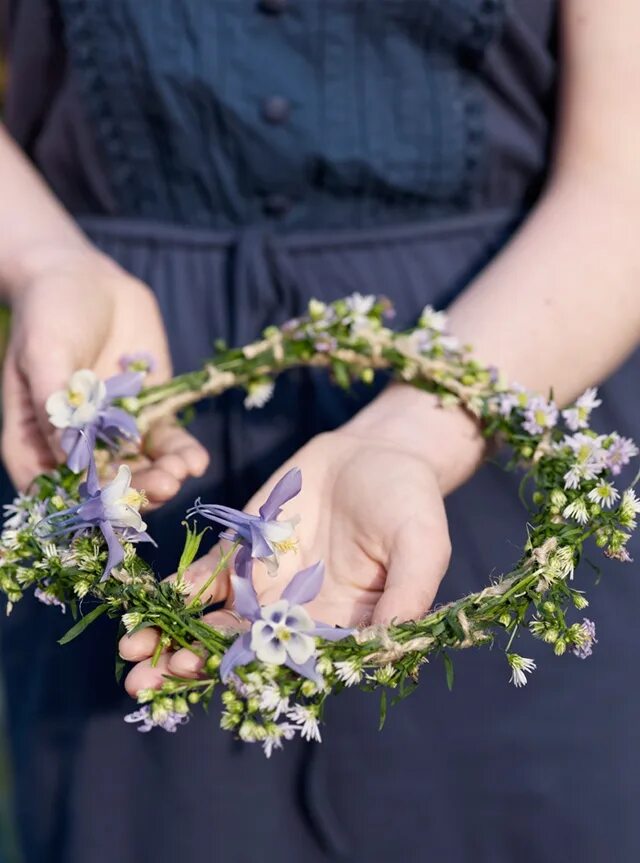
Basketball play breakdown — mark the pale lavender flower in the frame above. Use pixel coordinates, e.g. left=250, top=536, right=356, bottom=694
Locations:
left=219, top=561, right=353, bottom=684
left=605, top=434, right=639, bottom=475
left=3, top=494, right=34, bottom=530
left=188, top=468, right=302, bottom=576
left=124, top=705, right=189, bottom=733
left=562, top=433, right=608, bottom=489
left=522, top=396, right=558, bottom=436
left=562, top=387, right=601, bottom=431
left=573, top=618, right=597, bottom=659
left=46, top=368, right=143, bottom=472
left=119, top=352, right=156, bottom=374
left=34, top=587, right=66, bottom=613
left=495, top=384, right=528, bottom=418
left=38, top=453, right=153, bottom=580
left=314, top=336, right=338, bottom=353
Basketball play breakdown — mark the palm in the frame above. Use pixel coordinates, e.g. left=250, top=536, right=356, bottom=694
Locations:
left=232, top=431, right=450, bottom=627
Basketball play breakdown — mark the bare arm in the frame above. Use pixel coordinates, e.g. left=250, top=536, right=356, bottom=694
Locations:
left=0, top=124, right=209, bottom=495
left=448, top=0, right=640, bottom=400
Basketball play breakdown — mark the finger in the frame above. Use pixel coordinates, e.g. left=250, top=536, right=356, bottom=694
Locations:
left=130, top=464, right=181, bottom=505
left=168, top=611, right=248, bottom=678
left=119, top=626, right=161, bottom=661
left=143, top=420, right=209, bottom=478
left=125, top=652, right=172, bottom=697
left=166, top=549, right=232, bottom=605
left=20, top=343, right=75, bottom=452
left=1, top=349, right=56, bottom=489
left=372, top=516, right=452, bottom=625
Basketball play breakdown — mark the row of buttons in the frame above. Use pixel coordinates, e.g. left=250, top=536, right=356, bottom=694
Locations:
left=258, top=0, right=292, bottom=216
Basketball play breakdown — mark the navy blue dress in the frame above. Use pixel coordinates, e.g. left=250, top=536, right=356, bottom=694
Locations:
left=3, top=3, right=640, bottom=862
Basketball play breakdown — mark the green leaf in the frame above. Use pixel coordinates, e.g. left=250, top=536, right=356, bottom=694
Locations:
left=443, top=652, right=455, bottom=691
left=58, top=604, right=108, bottom=645
left=177, top=521, right=210, bottom=580
left=378, top=689, right=388, bottom=731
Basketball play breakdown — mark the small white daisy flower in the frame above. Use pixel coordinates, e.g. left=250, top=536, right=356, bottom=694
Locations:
left=244, top=380, right=275, bottom=410
left=587, top=482, right=620, bottom=509
left=507, top=654, right=536, bottom=688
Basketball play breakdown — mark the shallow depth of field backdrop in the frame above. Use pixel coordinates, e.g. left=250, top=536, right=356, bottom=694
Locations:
left=0, top=24, right=25, bottom=863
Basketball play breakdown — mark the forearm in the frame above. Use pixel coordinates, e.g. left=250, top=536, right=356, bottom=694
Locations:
left=0, top=125, right=93, bottom=300
left=447, top=175, right=640, bottom=404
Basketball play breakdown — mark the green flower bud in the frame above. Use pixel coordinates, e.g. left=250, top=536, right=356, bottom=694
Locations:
left=205, top=654, right=221, bottom=674
left=554, top=638, right=567, bottom=656
left=188, top=692, right=201, bottom=704
left=301, top=680, right=318, bottom=697
left=360, top=368, right=375, bottom=385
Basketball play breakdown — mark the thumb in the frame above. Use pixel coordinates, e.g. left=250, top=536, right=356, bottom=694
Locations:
left=372, top=516, right=452, bottom=625
left=22, top=347, right=75, bottom=448
left=1, top=348, right=58, bottom=489
left=168, top=542, right=234, bottom=606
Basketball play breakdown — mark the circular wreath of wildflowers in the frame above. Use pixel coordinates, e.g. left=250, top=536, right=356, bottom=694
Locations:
left=0, top=296, right=637, bottom=756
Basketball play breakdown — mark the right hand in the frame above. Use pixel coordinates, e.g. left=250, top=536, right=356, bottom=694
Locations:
left=1, top=247, right=209, bottom=500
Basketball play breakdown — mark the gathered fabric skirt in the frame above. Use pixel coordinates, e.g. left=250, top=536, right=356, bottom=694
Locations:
left=2, top=209, right=640, bottom=863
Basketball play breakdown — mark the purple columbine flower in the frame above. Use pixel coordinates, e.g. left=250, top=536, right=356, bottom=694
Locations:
left=46, top=368, right=144, bottom=472
left=220, top=561, right=352, bottom=684
left=38, top=453, right=153, bottom=581
left=188, top=467, right=302, bottom=577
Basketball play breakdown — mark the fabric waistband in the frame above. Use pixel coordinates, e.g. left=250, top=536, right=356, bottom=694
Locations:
left=77, top=207, right=524, bottom=254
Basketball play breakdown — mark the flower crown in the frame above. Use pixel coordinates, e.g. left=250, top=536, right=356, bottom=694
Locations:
left=0, top=297, right=636, bottom=757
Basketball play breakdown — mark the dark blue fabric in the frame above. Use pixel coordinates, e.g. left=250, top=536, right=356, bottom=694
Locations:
left=6, top=3, right=640, bottom=863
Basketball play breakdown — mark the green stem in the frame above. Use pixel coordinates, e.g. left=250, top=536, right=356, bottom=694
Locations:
left=187, top=542, right=239, bottom=610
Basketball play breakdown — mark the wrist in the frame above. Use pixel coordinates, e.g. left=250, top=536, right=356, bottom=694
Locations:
left=0, top=241, right=123, bottom=303
left=343, top=384, right=488, bottom=494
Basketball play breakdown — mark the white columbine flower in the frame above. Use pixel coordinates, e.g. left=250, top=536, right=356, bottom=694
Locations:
left=244, top=380, right=275, bottom=410
left=334, top=659, right=363, bottom=687
left=286, top=704, right=322, bottom=742
left=587, top=482, right=620, bottom=509
left=100, top=465, right=148, bottom=532
left=508, top=654, right=536, bottom=688
left=251, top=600, right=316, bottom=667
left=46, top=369, right=107, bottom=429
left=562, top=387, right=601, bottom=432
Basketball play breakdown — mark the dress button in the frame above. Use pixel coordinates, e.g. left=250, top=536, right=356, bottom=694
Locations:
left=263, top=193, right=292, bottom=217
left=262, top=95, right=290, bottom=125
left=258, top=0, right=288, bottom=13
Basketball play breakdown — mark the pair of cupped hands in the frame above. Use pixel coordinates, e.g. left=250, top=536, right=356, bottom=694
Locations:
left=2, top=249, right=485, bottom=698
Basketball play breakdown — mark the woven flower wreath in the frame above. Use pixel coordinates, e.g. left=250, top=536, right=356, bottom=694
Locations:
left=1, top=297, right=637, bottom=757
